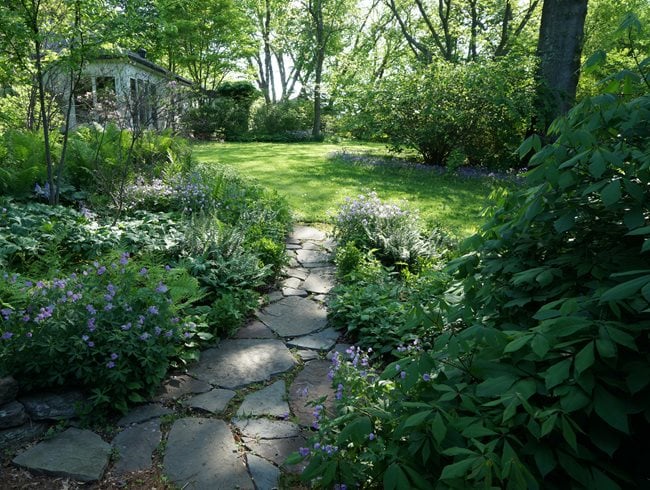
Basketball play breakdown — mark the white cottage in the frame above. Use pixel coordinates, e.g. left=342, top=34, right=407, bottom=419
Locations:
left=55, top=49, right=192, bottom=130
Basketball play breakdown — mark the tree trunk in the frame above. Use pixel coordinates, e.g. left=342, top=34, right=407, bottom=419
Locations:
left=534, top=0, right=589, bottom=131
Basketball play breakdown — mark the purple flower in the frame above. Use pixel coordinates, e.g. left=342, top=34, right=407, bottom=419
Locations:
left=87, top=341, right=95, bottom=347
left=148, top=305, right=159, bottom=315
left=97, top=266, right=107, bottom=275
left=154, top=326, right=162, bottom=336
left=104, top=303, right=113, bottom=311
left=423, top=373, right=431, bottom=382
left=1, top=308, right=12, bottom=320
left=82, top=335, right=89, bottom=341
left=155, top=282, right=168, bottom=293
left=139, top=267, right=148, bottom=276
left=86, top=304, right=97, bottom=315
left=395, top=364, right=401, bottom=371
left=106, top=361, right=115, bottom=369
left=369, top=432, right=375, bottom=441
left=2, top=332, right=13, bottom=340
left=298, top=447, right=310, bottom=457
left=140, top=333, right=151, bottom=341
left=165, top=265, right=171, bottom=271
left=119, top=253, right=129, bottom=265
left=26, top=332, right=32, bottom=338
left=400, top=371, right=406, bottom=379
left=121, top=323, right=132, bottom=331
left=110, top=353, right=119, bottom=360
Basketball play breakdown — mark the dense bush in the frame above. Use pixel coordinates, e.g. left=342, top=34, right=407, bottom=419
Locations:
left=336, top=57, right=535, bottom=169
left=0, top=257, right=208, bottom=414
left=250, top=98, right=314, bottom=142
left=294, top=86, right=650, bottom=488
left=0, top=130, right=50, bottom=198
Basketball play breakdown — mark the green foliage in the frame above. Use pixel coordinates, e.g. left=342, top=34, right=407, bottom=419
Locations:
left=208, top=288, right=259, bottom=337
left=0, top=129, right=50, bottom=197
left=298, top=85, right=650, bottom=488
left=0, top=259, right=208, bottom=415
left=337, top=57, right=535, bottom=169
left=250, top=98, right=314, bottom=142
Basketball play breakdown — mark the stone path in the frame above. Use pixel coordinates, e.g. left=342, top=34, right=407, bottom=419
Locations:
left=4, top=225, right=343, bottom=489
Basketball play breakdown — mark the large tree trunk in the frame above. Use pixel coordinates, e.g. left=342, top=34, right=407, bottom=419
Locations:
left=534, top=0, right=588, bottom=131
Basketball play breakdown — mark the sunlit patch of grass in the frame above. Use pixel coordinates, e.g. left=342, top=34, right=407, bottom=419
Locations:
left=193, top=141, right=507, bottom=237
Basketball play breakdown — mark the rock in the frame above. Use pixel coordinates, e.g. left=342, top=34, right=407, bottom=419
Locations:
left=288, top=360, right=336, bottom=428
left=234, top=320, right=275, bottom=339
left=285, top=243, right=301, bottom=250
left=258, top=296, right=328, bottom=338
left=301, top=241, right=322, bottom=251
left=283, top=267, right=309, bottom=280
left=12, top=427, right=111, bottom=482
left=295, top=350, right=320, bottom=361
left=233, top=418, right=300, bottom=440
left=282, top=277, right=302, bottom=289
left=267, top=291, right=284, bottom=303
left=183, top=389, right=236, bottom=414
left=158, top=375, right=212, bottom=401
left=287, top=257, right=299, bottom=268
left=289, top=226, right=327, bottom=242
left=163, top=418, right=253, bottom=490
left=0, top=401, right=27, bottom=429
left=243, top=436, right=307, bottom=473
left=0, top=421, right=47, bottom=451
left=247, top=453, right=280, bottom=490
left=0, top=376, right=19, bottom=405
left=312, top=294, right=328, bottom=303
left=286, top=328, right=340, bottom=352
left=295, top=249, right=332, bottom=267
left=282, top=287, right=309, bottom=297
left=111, top=419, right=161, bottom=476
left=118, top=403, right=172, bottom=427
left=303, top=268, right=336, bottom=294
left=236, top=381, right=289, bottom=418
left=189, top=339, right=296, bottom=389
left=19, top=391, right=84, bottom=421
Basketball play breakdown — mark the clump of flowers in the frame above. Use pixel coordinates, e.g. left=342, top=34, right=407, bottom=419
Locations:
left=334, top=192, right=444, bottom=267
left=0, top=254, right=207, bottom=414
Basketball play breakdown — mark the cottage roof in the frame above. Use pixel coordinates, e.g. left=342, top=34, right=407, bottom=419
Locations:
left=97, top=50, right=193, bottom=87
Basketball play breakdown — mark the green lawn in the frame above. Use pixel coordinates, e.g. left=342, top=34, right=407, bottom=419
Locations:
left=193, top=141, right=506, bottom=237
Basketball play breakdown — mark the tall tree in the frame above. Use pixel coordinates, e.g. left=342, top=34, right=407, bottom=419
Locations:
left=534, top=0, right=589, bottom=130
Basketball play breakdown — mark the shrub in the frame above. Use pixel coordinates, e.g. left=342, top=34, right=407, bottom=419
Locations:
left=295, top=84, right=650, bottom=487
left=0, top=256, right=208, bottom=415
left=250, top=98, right=314, bottom=141
left=0, top=130, right=50, bottom=198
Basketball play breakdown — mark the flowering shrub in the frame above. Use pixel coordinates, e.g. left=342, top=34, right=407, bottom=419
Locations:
left=122, top=172, right=214, bottom=214
left=334, top=192, right=447, bottom=267
left=0, top=255, right=209, bottom=414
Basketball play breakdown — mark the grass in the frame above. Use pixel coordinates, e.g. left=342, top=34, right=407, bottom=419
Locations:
left=193, top=141, right=508, bottom=237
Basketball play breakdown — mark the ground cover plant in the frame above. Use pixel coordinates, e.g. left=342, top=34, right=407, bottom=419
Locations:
left=192, top=141, right=506, bottom=237
left=291, top=82, right=650, bottom=488
left=0, top=130, right=291, bottom=417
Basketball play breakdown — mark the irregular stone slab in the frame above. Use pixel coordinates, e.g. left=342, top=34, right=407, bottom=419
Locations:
left=301, top=241, right=322, bottom=251
left=284, top=267, right=309, bottom=280
left=0, top=421, right=47, bottom=451
left=288, top=257, right=299, bottom=267
left=289, top=360, right=336, bottom=427
left=282, top=287, right=308, bottom=297
left=118, top=403, right=172, bottom=427
left=244, top=436, right=307, bottom=473
left=285, top=243, right=301, bottom=250
left=287, top=328, right=340, bottom=352
left=258, top=296, right=327, bottom=338
left=303, top=268, right=336, bottom=294
left=189, top=339, right=296, bottom=389
left=183, top=389, right=236, bottom=414
left=0, top=376, right=19, bottom=405
left=296, top=350, right=320, bottom=361
left=112, top=419, right=161, bottom=476
left=19, top=391, right=84, bottom=421
left=313, top=294, right=328, bottom=303
left=290, top=226, right=327, bottom=242
left=323, top=238, right=337, bottom=252
left=13, top=427, right=111, bottom=482
left=247, top=453, right=280, bottom=490
left=267, top=291, right=284, bottom=303
left=0, top=401, right=27, bottom=429
left=296, top=249, right=332, bottom=267
left=158, top=375, right=212, bottom=401
left=237, top=381, right=289, bottom=418
left=282, top=277, right=302, bottom=289
left=233, top=418, right=300, bottom=439
left=234, top=320, right=275, bottom=339
left=163, top=418, right=253, bottom=490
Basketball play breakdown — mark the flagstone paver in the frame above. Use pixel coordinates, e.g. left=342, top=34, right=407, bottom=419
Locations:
left=8, top=225, right=341, bottom=489
left=189, top=339, right=296, bottom=389
left=236, top=380, right=290, bottom=418
left=258, top=296, right=328, bottom=337
left=183, top=388, right=236, bottom=414
left=111, top=419, right=161, bottom=476
left=13, top=428, right=111, bottom=482
left=163, top=418, right=253, bottom=490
